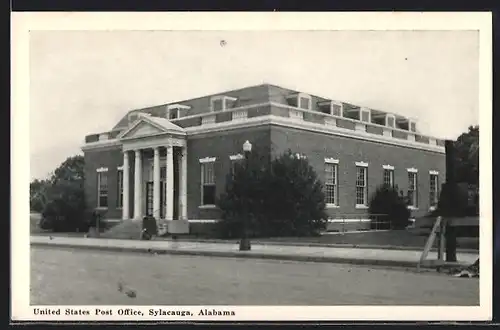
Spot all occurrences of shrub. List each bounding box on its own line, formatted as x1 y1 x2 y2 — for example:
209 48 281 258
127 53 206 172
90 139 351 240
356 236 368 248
217 149 328 238
368 185 411 230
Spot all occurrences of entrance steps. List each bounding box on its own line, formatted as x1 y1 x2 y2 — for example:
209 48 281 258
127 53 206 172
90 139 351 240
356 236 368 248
100 220 143 240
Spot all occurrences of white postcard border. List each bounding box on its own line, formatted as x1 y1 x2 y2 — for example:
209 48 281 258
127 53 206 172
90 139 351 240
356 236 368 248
11 11 492 321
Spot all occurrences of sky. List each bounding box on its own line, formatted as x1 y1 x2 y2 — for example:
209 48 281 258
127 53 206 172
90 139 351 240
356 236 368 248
29 30 479 181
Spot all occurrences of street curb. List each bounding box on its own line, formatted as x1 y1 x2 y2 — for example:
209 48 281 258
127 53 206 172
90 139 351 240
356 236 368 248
155 238 479 254
30 241 463 270
30 233 479 254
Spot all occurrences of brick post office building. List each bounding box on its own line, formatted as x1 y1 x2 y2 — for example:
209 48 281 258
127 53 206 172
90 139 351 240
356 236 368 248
82 83 445 233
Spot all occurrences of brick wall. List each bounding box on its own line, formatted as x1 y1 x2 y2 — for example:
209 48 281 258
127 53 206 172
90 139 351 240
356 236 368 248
186 126 271 220
270 126 446 218
83 146 126 219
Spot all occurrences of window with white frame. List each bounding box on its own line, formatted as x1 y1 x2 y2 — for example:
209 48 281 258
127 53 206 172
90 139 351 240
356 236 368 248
407 170 418 208
361 109 371 122
229 154 244 177
117 169 123 208
211 96 237 112
169 108 179 120
429 172 439 208
97 169 108 208
386 115 395 128
355 165 368 206
167 104 190 120
325 161 338 206
383 168 394 187
299 95 311 110
331 103 342 117
201 160 216 205
128 112 139 126
211 98 224 112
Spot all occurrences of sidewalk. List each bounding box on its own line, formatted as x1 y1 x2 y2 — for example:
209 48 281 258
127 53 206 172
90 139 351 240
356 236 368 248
30 235 479 269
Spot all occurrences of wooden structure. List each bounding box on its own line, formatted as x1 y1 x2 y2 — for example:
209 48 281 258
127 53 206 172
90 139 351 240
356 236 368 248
417 139 479 271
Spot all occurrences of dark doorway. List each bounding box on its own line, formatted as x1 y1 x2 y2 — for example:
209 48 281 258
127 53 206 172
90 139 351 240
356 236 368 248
145 182 154 216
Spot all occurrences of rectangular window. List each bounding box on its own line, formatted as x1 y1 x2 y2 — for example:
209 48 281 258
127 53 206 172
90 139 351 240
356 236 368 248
117 170 123 208
383 169 394 187
387 115 395 128
361 110 370 122
230 159 243 177
211 99 223 112
430 174 439 208
331 104 341 116
97 172 108 208
169 108 179 120
410 122 416 132
299 96 311 110
408 172 418 208
201 162 216 205
225 98 236 110
356 166 368 206
128 113 138 126
325 163 338 206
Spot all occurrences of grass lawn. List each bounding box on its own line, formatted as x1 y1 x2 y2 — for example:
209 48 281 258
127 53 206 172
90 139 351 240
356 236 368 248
30 213 478 251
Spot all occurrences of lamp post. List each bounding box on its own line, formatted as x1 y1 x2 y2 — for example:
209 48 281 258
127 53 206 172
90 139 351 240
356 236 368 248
239 140 252 251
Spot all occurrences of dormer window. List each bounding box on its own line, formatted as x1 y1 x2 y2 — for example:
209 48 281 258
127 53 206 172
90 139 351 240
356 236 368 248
286 93 312 110
386 114 396 128
210 96 237 112
166 104 191 120
169 108 179 120
299 95 311 110
360 108 371 123
318 100 343 116
128 112 139 126
410 121 416 132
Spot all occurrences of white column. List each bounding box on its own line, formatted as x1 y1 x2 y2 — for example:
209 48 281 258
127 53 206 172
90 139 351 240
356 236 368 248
134 149 142 219
166 145 174 221
180 146 188 220
122 151 130 220
153 147 161 219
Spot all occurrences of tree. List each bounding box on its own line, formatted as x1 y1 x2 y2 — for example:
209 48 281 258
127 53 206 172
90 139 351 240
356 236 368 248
265 151 328 236
368 185 411 230
217 149 328 238
30 178 50 212
38 155 88 232
454 125 479 185
216 146 271 238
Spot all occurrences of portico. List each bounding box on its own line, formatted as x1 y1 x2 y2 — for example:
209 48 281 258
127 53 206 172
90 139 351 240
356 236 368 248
117 114 188 229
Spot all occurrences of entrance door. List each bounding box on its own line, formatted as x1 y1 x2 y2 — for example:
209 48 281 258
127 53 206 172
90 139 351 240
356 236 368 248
145 182 154 216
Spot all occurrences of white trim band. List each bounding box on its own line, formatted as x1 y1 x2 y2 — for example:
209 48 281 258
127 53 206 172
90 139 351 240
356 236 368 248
429 170 439 175
167 104 191 110
328 218 371 223
324 157 339 164
96 167 108 173
355 161 369 167
382 164 395 170
407 167 418 173
229 154 244 161
189 219 218 223
117 165 123 170
199 157 216 163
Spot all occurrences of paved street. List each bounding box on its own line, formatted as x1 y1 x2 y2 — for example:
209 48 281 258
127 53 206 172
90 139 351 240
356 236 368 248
31 247 479 306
